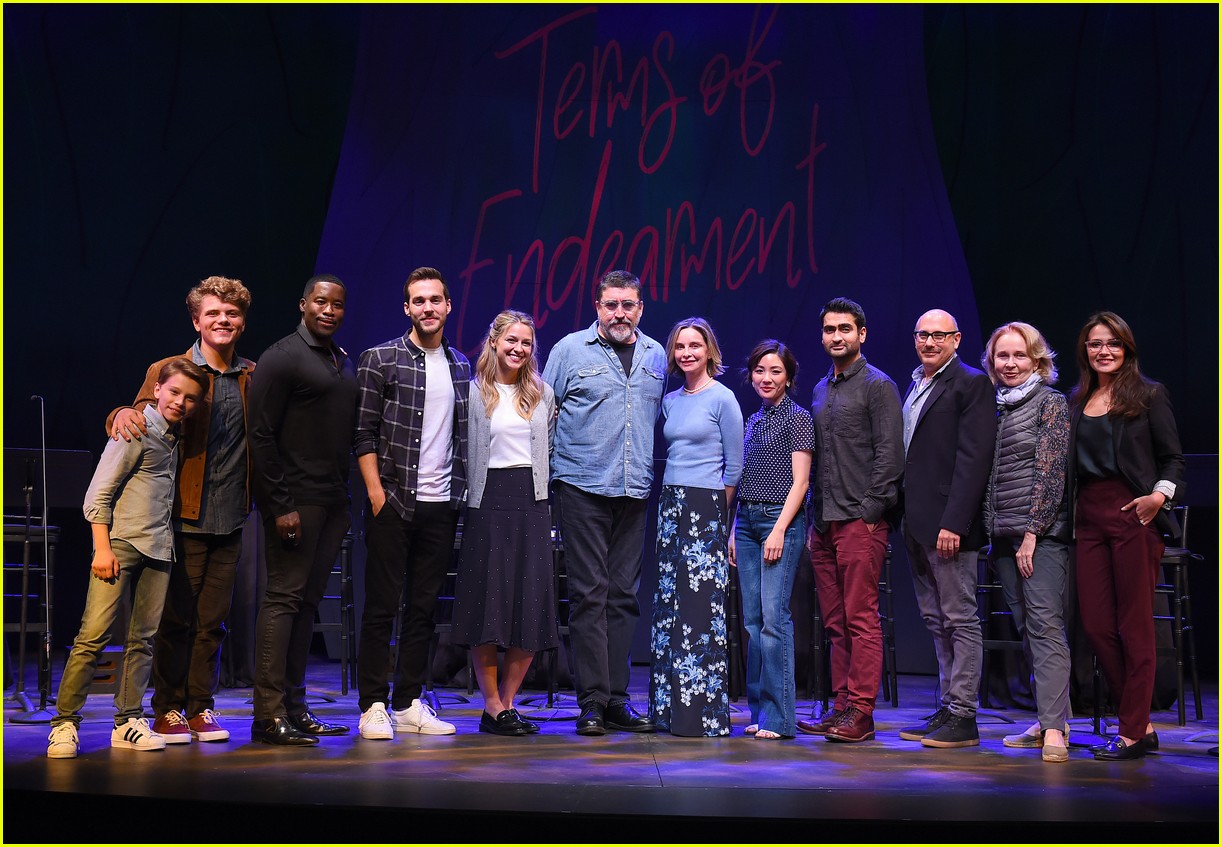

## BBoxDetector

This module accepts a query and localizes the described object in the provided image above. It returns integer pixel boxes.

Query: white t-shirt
[417,345,454,502]
[489,383,532,469]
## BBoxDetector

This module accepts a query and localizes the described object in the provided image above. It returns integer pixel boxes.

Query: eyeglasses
[913,330,959,343]
[1085,339,1124,353]
[598,299,641,312]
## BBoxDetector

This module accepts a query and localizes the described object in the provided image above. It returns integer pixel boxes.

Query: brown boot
[825,707,875,743]
[796,708,845,736]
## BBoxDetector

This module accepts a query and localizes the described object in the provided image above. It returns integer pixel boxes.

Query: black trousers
[356,500,460,712]
[252,503,350,719]
[151,528,243,717]
[553,480,648,709]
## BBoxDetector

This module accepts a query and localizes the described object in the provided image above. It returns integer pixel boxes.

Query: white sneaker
[110,717,167,751]
[47,723,79,759]
[359,702,394,740]
[392,698,456,735]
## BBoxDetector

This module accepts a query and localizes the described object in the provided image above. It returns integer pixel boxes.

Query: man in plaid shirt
[353,267,471,740]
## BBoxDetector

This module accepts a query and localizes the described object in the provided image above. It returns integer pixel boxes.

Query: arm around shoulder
[105,359,163,440]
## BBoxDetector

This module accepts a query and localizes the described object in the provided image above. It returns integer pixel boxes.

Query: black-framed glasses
[913,330,959,343]
[1085,339,1124,353]
[598,299,641,312]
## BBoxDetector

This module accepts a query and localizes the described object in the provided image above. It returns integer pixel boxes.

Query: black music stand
[4,447,94,722]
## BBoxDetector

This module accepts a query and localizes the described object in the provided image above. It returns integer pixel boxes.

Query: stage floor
[4,657,1217,842]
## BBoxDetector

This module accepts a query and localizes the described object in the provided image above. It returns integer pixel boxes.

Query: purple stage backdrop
[316,4,979,389]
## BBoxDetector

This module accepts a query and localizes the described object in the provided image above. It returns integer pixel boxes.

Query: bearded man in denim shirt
[543,269,665,736]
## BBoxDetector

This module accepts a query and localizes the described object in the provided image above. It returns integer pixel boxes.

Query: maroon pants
[810,518,888,713]
[1075,478,1164,740]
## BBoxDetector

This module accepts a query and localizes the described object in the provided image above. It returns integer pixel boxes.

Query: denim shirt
[181,338,249,535]
[543,321,665,499]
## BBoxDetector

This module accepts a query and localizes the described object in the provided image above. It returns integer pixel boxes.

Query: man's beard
[606,321,634,343]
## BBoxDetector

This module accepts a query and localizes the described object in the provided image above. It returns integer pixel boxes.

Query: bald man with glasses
[896,309,996,749]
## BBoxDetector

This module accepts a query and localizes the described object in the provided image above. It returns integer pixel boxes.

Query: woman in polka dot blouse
[729,340,814,739]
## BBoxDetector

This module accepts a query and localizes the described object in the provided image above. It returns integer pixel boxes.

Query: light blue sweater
[660,381,744,490]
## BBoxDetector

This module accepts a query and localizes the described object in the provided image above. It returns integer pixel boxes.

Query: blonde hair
[665,317,726,377]
[982,321,1058,385]
[475,310,543,419]
[187,276,251,321]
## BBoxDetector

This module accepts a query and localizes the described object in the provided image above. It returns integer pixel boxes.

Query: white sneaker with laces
[47,723,79,759]
[392,698,456,735]
[359,702,394,740]
[110,717,167,751]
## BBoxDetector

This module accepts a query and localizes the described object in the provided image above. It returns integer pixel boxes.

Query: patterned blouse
[737,393,814,504]
[1024,390,1070,535]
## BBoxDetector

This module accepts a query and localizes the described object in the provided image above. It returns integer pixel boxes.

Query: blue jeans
[53,539,172,728]
[735,503,805,737]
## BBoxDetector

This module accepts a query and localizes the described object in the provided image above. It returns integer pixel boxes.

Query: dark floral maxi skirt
[650,484,731,736]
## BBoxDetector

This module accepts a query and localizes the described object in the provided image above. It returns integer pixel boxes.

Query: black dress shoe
[1093,735,1147,760]
[604,702,656,733]
[576,704,606,736]
[287,710,350,736]
[480,710,529,737]
[508,708,540,734]
[1090,731,1159,754]
[251,716,319,746]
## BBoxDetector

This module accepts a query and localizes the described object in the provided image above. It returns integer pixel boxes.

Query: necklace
[683,375,713,395]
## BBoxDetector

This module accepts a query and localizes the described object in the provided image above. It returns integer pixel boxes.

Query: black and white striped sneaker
[110,717,167,751]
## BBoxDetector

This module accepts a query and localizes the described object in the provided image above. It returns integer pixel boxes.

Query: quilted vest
[985,385,1070,540]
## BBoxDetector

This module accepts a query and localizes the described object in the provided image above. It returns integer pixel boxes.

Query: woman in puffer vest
[981,322,1073,763]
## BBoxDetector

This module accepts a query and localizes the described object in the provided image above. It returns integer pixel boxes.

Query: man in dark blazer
[895,309,997,749]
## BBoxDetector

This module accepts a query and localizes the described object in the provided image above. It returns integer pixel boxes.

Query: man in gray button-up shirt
[799,297,902,743]
[543,269,665,736]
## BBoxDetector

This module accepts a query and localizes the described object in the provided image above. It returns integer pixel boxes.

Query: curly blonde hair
[186,275,251,321]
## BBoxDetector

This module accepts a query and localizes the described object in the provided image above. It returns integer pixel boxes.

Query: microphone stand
[6,460,37,712]
[12,396,54,722]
